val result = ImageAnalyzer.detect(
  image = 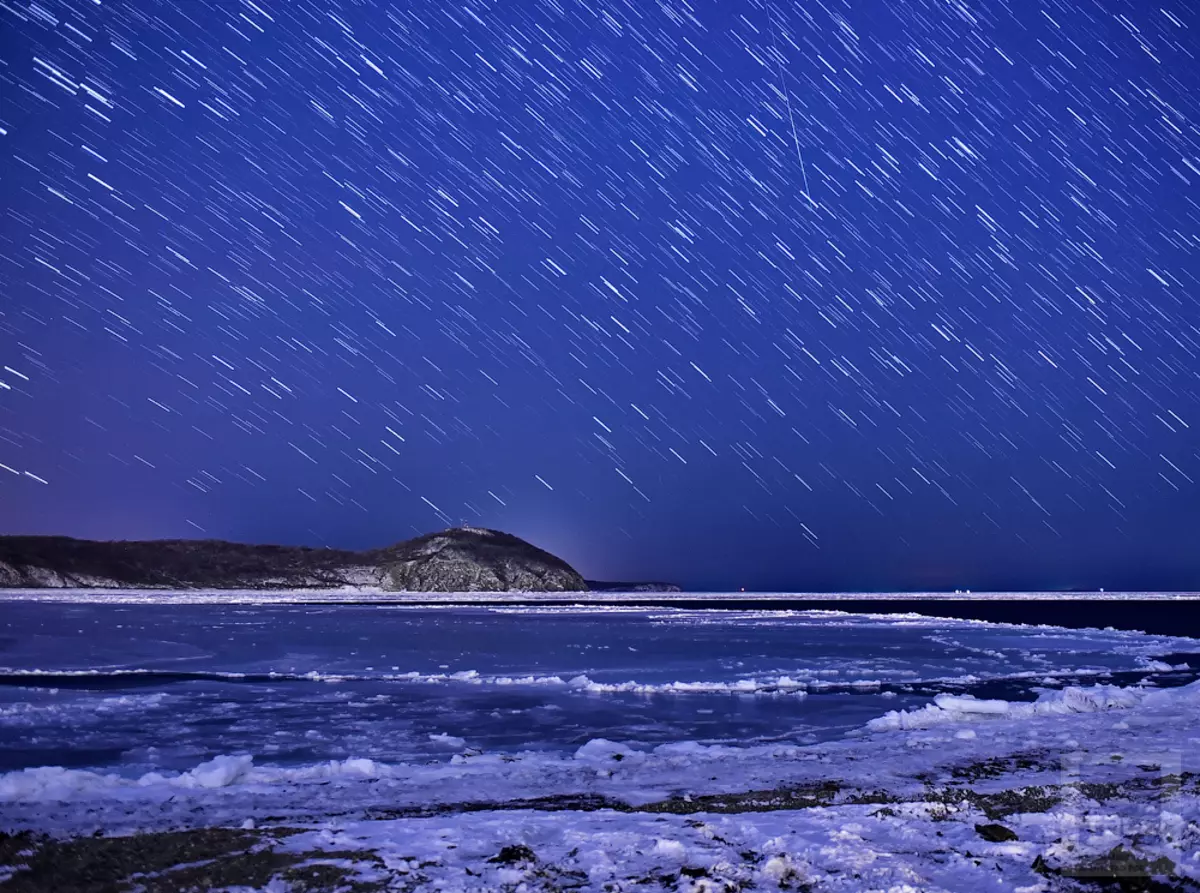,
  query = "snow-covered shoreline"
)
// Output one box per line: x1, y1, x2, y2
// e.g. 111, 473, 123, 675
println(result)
3, 677, 1199, 891
3, 600, 1198, 889
1, 587, 1199, 604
